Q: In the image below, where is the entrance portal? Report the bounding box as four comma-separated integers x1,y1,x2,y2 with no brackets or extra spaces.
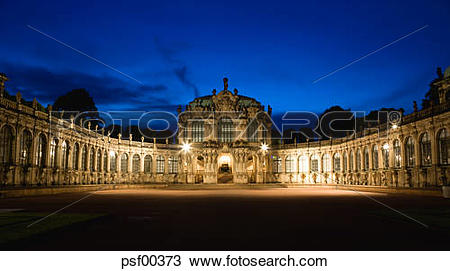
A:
218,154,233,183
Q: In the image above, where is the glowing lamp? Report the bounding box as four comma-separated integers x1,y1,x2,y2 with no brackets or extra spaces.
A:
261,143,269,151
182,142,191,152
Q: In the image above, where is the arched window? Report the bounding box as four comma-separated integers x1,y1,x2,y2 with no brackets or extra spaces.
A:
36,134,47,167
89,147,95,171
382,143,389,169
50,138,58,168
363,147,369,171
168,156,178,174
103,151,107,171
393,140,401,168
333,153,341,172
272,156,282,173
144,155,152,173
420,133,432,166
349,151,354,171
0,125,14,165
247,120,258,142
132,154,140,173
285,155,294,173
192,121,204,143
156,155,165,173
356,149,361,171
299,155,308,173
219,118,233,143
121,153,128,173
322,154,331,172
343,152,348,172
438,129,449,165
81,146,87,171
310,154,319,172
372,145,379,170
20,129,32,165
110,151,117,172
97,150,102,172
405,137,415,167
72,143,80,170
61,141,69,169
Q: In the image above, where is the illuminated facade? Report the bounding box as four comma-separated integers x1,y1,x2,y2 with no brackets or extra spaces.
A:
0,71,449,187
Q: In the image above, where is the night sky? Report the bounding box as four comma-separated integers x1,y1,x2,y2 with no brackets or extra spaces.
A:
1,0,449,120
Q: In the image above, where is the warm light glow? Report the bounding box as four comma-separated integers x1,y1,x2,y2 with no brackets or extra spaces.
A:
261,143,269,151
182,142,191,152
383,143,390,150
218,155,231,164
391,124,398,129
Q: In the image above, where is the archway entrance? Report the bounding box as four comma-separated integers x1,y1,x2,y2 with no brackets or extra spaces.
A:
218,154,233,183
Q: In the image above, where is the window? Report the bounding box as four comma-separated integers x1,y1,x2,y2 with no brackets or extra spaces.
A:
349,151,354,171
285,155,294,173
156,155,165,173
103,151,107,172
121,153,128,173
322,154,331,172
132,154,140,173
89,147,95,171
219,118,233,143
183,126,189,142
272,156,282,173
97,150,102,172
192,121,204,143
299,155,308,173
394,140,401,168
372,145,379,169
438,129,449,165
168,156,178,173
61,141,69,170
333,153,341,172
405,137,415,167
0,125,14,164
20,129,32,165
420,133,432,166
110,151,117,172
72,143,79,170
247,120,258,142
382,143,389,169
356,149,361,171
364,147,369,171
262,126,268,142
50,138,58,168
343,152,347,172
144,155,152,173
81,146,87,171
36,134,46,167
310,154,319,172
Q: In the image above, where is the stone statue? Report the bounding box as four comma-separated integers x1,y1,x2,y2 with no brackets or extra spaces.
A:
223,77,228,91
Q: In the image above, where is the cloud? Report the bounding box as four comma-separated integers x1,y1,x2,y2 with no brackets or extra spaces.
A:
154,37,200,98
0,61,174,110
174,65,200,97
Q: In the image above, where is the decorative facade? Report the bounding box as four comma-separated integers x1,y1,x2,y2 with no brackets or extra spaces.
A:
0,71,449,188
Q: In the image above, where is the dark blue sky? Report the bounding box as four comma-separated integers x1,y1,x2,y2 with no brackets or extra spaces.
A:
1,0,449,117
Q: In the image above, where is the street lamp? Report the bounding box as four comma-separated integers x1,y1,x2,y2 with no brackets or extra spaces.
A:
261,143,269,152
182,142,191,152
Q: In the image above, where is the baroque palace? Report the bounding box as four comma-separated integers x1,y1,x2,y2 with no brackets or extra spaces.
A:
0,71,449,188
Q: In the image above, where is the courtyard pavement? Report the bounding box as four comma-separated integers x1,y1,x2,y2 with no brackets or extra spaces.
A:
1,187,449,250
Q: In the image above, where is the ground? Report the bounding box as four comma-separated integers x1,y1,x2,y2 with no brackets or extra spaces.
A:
1,187,450,250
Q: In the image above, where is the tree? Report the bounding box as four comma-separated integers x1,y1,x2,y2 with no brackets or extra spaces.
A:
53,88,101,128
